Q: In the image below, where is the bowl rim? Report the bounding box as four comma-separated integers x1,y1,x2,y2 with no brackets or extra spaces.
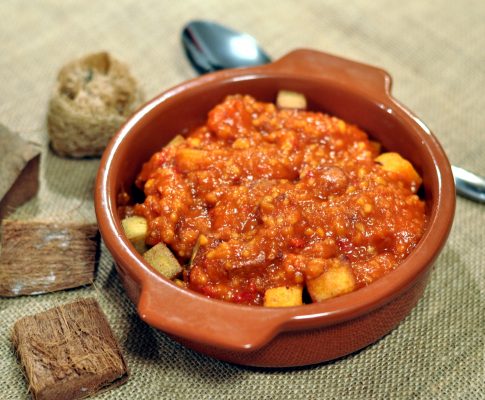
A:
95,49,455,352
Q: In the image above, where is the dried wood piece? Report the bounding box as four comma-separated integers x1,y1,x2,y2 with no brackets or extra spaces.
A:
12,298,128,400
0,220,99,297
0,124,41,220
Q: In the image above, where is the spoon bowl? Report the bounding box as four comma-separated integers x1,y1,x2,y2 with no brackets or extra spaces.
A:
182,20,271,74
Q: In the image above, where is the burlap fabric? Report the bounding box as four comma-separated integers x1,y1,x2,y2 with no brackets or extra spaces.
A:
1,0,483,398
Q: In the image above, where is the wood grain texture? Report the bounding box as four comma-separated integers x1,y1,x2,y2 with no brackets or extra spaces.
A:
0,124,40,220
0,220,99,296
12,298,128,400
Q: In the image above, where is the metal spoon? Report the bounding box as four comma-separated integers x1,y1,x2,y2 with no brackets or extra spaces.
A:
182,20,485,203
452,166,485,203
182,20,270,74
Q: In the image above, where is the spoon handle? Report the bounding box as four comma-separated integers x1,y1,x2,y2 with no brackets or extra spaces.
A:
452,166,485,203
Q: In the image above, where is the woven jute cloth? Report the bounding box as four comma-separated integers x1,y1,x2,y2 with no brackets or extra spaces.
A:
1,1,483,399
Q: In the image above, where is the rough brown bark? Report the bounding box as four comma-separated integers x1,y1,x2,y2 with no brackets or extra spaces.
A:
0,124,41,220
12,298,128,400
0,220,99,296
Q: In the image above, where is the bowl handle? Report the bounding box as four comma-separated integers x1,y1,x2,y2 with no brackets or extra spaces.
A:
137,273,289,351
269,49,393,98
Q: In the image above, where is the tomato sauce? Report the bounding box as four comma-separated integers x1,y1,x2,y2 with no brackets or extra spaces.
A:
132,95,426,305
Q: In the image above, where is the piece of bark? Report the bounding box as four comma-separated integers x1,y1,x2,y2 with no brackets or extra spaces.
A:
0,124,41,220
12,298,129,400
0,220,99,296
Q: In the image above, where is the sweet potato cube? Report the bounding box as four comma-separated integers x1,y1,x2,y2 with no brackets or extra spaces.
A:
142,243,182,279
167,134,185,147
276,90,307,110
264,285,303,307
121,216,147,253
306,260,356,302
375,152,422,192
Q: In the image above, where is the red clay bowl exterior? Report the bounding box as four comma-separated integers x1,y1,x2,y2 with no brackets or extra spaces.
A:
95,49,455,367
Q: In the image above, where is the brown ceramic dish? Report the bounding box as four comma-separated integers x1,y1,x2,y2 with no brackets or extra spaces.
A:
95,49,455,367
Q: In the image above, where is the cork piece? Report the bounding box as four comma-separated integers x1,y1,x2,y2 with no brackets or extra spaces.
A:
0,124,41,220
12,298,128,400
0,220,99,297
47,51,144,158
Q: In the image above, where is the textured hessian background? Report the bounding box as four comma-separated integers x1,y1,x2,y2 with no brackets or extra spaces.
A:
0,1,483,399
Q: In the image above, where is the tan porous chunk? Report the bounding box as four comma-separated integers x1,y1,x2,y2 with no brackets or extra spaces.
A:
143,243,182,279
121,215,147,253
264,285,303,307
276,90,307,109
375,152,422,192
47,51,144,158
306,259,356,302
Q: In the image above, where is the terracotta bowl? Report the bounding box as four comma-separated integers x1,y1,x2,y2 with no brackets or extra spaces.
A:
95,49,455,367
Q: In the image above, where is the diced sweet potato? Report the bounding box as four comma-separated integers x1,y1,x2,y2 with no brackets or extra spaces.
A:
264,285,303,307
167,134,185,147
276,90,307,110
173,278,187,288
121,215,147,253
306,259,356,302
142,243,182,279
375,152,422,192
